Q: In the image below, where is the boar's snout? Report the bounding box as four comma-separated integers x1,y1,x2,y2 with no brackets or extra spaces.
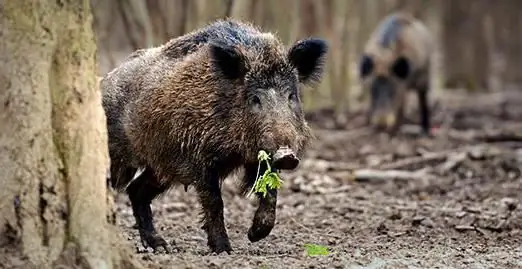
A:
370,112,397,130
271,146,299,170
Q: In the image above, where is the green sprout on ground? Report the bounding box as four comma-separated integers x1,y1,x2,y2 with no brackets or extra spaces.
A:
248,150,284,198
303,243,330,256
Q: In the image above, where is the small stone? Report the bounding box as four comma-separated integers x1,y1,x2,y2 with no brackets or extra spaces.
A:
501,197,518,211
376,222,387,234
389,211,402,220
412,216,425,226
359,145,375,155
456,211,467,218
421,218,435,228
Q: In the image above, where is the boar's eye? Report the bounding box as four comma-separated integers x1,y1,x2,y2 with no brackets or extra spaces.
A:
391,56,410,80
248,94,262,112
360,54,373,78
288,92,298,102
252,95,261,106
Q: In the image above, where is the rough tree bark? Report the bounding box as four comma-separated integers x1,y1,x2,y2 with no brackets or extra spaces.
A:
0,1,142,268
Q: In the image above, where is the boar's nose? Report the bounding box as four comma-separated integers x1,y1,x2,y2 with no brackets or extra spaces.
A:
272,146,300,170
371,113,396,129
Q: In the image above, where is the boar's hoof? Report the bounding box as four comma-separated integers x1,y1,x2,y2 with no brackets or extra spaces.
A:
420,128,433,138
272,146,299,170
208,237,233,254
140,231,172,254
247,223,274,243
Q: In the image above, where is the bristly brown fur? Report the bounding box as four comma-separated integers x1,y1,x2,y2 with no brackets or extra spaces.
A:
101,18,328,253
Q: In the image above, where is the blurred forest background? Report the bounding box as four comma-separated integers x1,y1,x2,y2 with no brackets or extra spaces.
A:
91,0,522,115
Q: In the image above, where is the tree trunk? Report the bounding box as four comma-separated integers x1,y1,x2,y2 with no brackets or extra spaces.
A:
492,1,522,89
0,1,142,268
442,0,490,91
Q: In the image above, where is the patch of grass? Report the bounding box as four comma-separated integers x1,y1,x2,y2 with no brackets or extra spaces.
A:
303,243,330,256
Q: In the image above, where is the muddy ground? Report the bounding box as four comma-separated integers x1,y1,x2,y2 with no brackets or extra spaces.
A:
115,91,522,269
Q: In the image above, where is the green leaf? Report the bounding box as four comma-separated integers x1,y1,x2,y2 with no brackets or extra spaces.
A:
266,172,282,189
303,244,330,256
250,150,284,198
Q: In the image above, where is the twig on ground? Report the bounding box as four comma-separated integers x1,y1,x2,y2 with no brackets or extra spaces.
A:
447,128,522,143
446,129,477,141
437,152,468,173
348,169,436,183
455,225,476,232
377,151,450,170
477,132,522,143
377,145,487,170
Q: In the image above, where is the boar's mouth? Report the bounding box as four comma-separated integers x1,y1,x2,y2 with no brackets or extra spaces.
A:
270,146,300,171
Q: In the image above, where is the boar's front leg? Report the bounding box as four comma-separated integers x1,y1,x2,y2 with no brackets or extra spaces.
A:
126,168,170,253
242,163,278,243
417,84,431,135
248,189,277,242
196,171,232,254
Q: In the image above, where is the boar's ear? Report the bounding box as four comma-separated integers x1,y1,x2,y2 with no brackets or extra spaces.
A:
287,38,328,85
209,41,248,80
359,54,374,78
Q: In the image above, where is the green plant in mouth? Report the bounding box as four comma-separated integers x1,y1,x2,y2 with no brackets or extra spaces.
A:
248,150,284,198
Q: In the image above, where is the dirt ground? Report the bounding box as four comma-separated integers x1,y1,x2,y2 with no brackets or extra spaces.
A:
115,91,522,269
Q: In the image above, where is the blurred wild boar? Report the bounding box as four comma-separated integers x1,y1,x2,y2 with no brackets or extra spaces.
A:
359,12,434,134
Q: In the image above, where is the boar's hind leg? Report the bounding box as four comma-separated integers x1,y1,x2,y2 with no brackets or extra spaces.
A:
127,168,171,253
417,85,431,135
196,172,232,254
242,163,278,243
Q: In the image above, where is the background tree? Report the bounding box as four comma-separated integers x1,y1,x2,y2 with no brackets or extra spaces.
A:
441,0,490,91
92,0,522,113
0,1,142,268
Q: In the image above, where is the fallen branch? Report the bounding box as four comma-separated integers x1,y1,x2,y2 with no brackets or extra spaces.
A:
437,152,468,173
377,145,486,170
455,225,476,232
448,129,522,143
477,132,522,143
348,169,436,183
377,151,450,170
